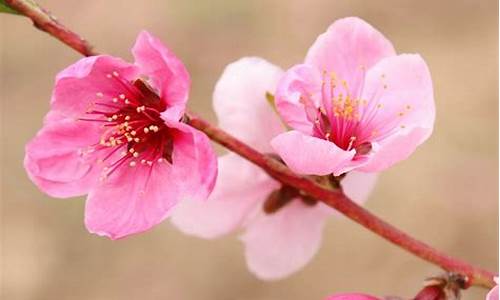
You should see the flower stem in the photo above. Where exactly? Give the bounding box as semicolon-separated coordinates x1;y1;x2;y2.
185;113;495;289
5;0;496;289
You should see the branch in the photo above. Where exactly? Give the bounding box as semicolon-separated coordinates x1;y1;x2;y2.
4;0;96;56
5;0;496;289
186;113;495;289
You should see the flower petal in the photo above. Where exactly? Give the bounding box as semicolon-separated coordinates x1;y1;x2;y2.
132;31;190;121
166;120;218;202
24;118;102;198
357;127;430;173
274;64;322;134
171;153;278;238
359;54;434;143
271;130;355;176
325;293;380;300
240;200;330;280
213;57;284;152
341;171;378;205
305;17;395;96
51;55;139;118
85;162;179;239
486;278;498;300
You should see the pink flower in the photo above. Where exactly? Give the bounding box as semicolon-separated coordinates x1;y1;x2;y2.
24;31;217;239
487;277;499;300
271;17;435;176
171;57;377;279
325;294;379;300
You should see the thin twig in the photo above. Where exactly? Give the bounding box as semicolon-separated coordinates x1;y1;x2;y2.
186;113;495;289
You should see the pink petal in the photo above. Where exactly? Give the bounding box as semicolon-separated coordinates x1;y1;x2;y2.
305;17;395;96
213;57;284;152
132;31;190;121
171;153;278;238
274;64;322;134
271;130;355;176
341;171;378;205
358;127;430;172
166;120;218;202
24;117;102;198
487;278;499;300
51;55;139;118
85;162;179;239
240;200;330;280
359;54;434;144
325;293;380;300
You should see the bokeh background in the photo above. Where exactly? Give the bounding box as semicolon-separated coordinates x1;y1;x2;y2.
1;0;498;299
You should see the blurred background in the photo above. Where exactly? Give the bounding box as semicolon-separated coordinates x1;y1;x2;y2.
1;0;498;299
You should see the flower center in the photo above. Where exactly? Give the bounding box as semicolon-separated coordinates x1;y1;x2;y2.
78;72;174;181
300;69;414;156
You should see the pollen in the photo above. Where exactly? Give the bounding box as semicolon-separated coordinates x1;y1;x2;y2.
129;161;137;167
96;92;103;98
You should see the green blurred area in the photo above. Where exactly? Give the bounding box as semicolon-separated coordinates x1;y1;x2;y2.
1;0;498;299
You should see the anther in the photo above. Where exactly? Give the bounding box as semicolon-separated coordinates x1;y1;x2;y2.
112;71;119;77
129;161;137;167
96;92;103;98
119;94;126;99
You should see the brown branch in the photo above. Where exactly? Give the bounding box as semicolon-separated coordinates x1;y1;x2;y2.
186;113;496;289
4;0;96;56
4;0;496;289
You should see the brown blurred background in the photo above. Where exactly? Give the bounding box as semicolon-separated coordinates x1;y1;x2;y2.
1;1;498;299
